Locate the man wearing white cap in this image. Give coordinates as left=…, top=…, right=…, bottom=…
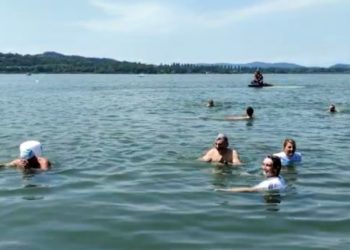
left=199, top=133, right=241, bottom=165
left=1, top=140, right=51, bottom=170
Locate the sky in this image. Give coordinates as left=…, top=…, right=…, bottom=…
left=0, top=0, right=349, bottom=66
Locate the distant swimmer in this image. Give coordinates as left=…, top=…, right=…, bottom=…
left=207, top=99, right=215, bottom=107
left=225, top=106, right=254, bottom=121
left=0, top=140, right=51, bottom=171
left=199, top=133, right=241, bottom=165
left=215, top=155, right=286, bottom=192
left=329, top=104, right=337, bottom=113
left=274, top=138, right=302, bottom=166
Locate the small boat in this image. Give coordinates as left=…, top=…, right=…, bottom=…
left=248, top=81, right=273, bottom=88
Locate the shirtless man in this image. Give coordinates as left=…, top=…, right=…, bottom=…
left=200, top=134, right=241, bottom=165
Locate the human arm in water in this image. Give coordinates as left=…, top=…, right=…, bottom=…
left=215, top=187, right=259, bottom=192
left=0, top=157, right=51, bottom=170
left=0, top=159, right=27, bottom=168
left=232, top=150, right=242, bottom=165
left=198, top=148, right=215, bottom=162
left=225, top=115, right=251, bottom=121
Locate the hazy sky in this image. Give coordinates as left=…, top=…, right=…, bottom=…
left=0, top=0, right=349, bottom=66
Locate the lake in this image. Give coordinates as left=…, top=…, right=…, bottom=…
left=0, top=74, right=350, bottom=249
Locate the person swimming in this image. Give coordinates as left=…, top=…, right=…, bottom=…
left=199, top=133, right=241, bottom=165
left=207, top=99, right=215, bottom=107
left=0, top=140, right=51, bottom=171
left=329, top=104, right=337, bottom=113
left=225, top=106, right=254, bottom=121
left=274, top=138, right=302, bottom=166
left=215, top=155, right=286, bottom=192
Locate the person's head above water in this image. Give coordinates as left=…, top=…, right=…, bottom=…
left=283, top=138, right=296, bottom=157
left=1, top=140, right=51, bottom=171
left=262, top=155, right=282, bottom=177
left=329, top=104, right=337, bottom=113
left=214, top=133, right=229, bottom=150
left=246, top=106, right=254, bottom=118
left=207, top=99, right=214, bottom=107
left=199, top=133, right=241, bottom=165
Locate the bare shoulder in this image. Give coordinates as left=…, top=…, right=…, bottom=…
left=200, top=148, right=215, bottom=162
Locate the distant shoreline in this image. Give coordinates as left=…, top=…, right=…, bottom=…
left=1, top=51, right=349, bottom=74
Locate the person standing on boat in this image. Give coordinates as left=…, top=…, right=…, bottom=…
left=253, top=69, right=264, bottom=86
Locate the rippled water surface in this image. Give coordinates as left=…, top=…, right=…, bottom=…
left=1, top=74, right=350, bottom=249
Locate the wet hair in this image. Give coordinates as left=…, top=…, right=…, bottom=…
left=207, top=99, right=214, bottom=107
left=246, top=106, right=254, bottom=117
left=266, top=155, right=282, bottom=176
left=329, top=104, right=336, bottom=112
left=283, top=138, right=296, bottom=153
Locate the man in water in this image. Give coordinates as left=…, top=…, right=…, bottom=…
left=215, top=155, right=286, bottom=192
left=0, top=141, right=51, bottom=171
left=225, top=106, right=254, bottom=121
left=199, top=133, right=241, bottom=165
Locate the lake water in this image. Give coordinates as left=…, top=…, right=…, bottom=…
left=0, top=74, right=350, bottom=249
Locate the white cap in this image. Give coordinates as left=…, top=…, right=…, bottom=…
left=19, top=140, right=43, bottom=158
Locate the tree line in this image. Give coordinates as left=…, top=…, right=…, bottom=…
left=0, top=52, right=349, bottom=74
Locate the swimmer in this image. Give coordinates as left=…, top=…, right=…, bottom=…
left=329, top=104, right=337, bottom=113
left=225, top=106, right=254, bottom=121
left=215, top=155, right=286, bottom=192
left=199, top=133, right=241, bottom=165
left=0, top=140, right=51, bottom=171
left=207, top=99, right=214, bottom=107
left=273, top=138, right=302, bottom=166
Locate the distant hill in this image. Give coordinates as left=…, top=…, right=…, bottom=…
left=242, top=61, right=304, bottom=69
left=330, top=64, right=350, bottom=69
left=0, top=51, right=349, bottom=74
left=213, top=61, right=304, bottom=69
